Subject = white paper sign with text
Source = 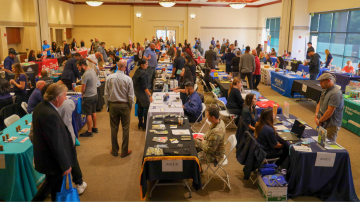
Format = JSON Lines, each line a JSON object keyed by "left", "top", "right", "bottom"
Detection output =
{"left": 315, "top": 152, "right": 336, "bottom": 167}
{"left": 162, "top": 160, "right": 183, "bottom": 172}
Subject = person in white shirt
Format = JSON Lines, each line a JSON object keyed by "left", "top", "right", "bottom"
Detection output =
{"left": 86, "top": 52, "right": 103, "bottom": 75}
{"left": 144, "top": 38, "right": 150, "bottom": 48}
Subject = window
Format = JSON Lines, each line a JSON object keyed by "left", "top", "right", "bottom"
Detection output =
{"left": 310, "top": 10, "right": 360, "bottom": 68}
{"left": 266, "top": 18, "right": 281, "bottom": 53}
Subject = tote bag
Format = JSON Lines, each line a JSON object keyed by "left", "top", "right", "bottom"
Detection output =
{"left": 56, "top": 174, "right": 80, "bottom": 202}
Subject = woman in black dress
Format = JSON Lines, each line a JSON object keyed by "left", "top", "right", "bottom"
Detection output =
{"left": 132, "top": 58, "right": 152, "bottom": 130}
{"left": 51, "top": 41, "right": 57, "bottom": 53}
{"left": 28, "top": 50, "right": 37, "bottom": 62}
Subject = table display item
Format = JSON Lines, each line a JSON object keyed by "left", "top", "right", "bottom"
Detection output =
{"left": 25, "top": 120, "right": 28, "bottom": 125}
{"left": 6, "top": 134, "right": 9, "bottom": 139}
{"left": 0, "top": 145, "right": 3, "bottom": 151}
{"left": 2, "top": 136, "right": 5, "bottom": 141}
{"left": 154, "top": 130, "right": 169, "bottom": 135}
{"left": 181, "top": 136, "right": 191, "bottom": 141}
{"left": 152, "top": 137, "right": 168, "bottom": 143}
{"left": 317, "top": 126, "right": 327, "bottom": 149}
{"left": 152, "top": 121, "right": 163, "bottom": 125}
{"left": 178, "top": 117, "right": 184, "bottom": 126}
{"left": 146, "top": 147, "right": 164, "bottom": 156}
{"left": 152, "top": 125, "right": 166, "bottom": 130}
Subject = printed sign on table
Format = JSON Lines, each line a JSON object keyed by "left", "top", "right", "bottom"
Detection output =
{"left": 162, "top": 160, "right": 183, "bottom": 172}
{"left": 315, "top": 152, "right": 336, "bottom": 167}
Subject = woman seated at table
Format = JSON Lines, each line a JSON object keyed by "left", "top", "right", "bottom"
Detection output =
{"left": 270, "top": 48, "right": 277, "bottom": 57}
{"left": 226, "top": 77, "right": 244, "bottom": 125}
{"left": 221, "top": 48, "right": 236, "bottom": 75}
{"left": 282, "top": 50, "right": 288, "bottom": 57}
{"left": 0, "top": 77, "right": 13, "bottom": 111}
{"left": 36, "top": 49, "right": 42, "bottom": 59}
{"left": 277, "top": 56, "right": 285, "bottom": 69}
{"left": 28, "top": 50, "right": 37, "bottom": 62}
{"left": 133, "top": 58, "right": 153, "bottom": 130}
{"left": 9, "top": 63, "right": 28, "bottom": 104}
{"left": 342, "top": 60, "right": 355, "bottom": 74}
{"left": 171, "top": 67, "right": 194, "bottom": 104}
{"left": 241, "top": 93, "right": 258, "bottom": 132}
{"left": 203, "top": 68, "right": 214, "bottom": 92}
{"left": 184, "top": 54, "right": 197, "bottom": 82}
{"left": 264, "top": 54, "right": 272, "bottom": 66}
{"left": 259, "top": 52, "right": 266, "bottom": 63}
{"left": 324, "top": 49, "right": 333, "bottom": 67}
{"left": 255, "top": 108, "right": 288, "bottom": 166}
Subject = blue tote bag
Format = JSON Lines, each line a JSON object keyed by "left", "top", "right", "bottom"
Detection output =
{"left": 77, "top": 97, "right": 82, "bottom": 114}
{"left": 56, "top": 174, "right": 80, "bottom": 202}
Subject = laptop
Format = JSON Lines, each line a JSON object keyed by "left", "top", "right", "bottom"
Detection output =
{"left": 278, "top": 120, "right": 306, "bottom": 141}
{"left": 274, "top": 118, "right": 282, "bottom": 125}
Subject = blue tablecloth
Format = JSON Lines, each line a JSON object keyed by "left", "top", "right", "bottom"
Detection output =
{"left": 0, "top": 114, "right": 45, "bottom": 201}
{"left": 68, "top": 95, "right": 87, "bottom": 138}
{"left": 297, "top": 65, "right": 329, "bottom": 77}
{"left": 270, "top": 57, "right": 277, "bottom": 64}
{"left": 51, "top": 76, "right": 59, "bottom": 83}
{"left": 210, "top": 72, "right": 228, "bottom": 79}
{"left": 276, "top": 114, "right": 358, "bottom": 201}
{"left": 322, "top": 71, "right": 360, "bottom": 91}
{"left": 156, "top": 64, "right": 173, "bottom": 70}
{"left": 271, "top": 71, "right": 308, "bottom": 98}
{"left": 127, "top": 59, "right": 135, "bottom": 70}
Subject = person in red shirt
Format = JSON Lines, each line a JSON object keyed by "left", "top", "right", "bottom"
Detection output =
{"left": 252, "top": 49, "right": 261, "bottom": 90}
{"left": 342, "top": 60, "right": 354, "bottom": 74}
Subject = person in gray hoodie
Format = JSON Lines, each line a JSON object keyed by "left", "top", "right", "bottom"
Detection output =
{"left": 239, "top": 46, "right": 255, "bottom": 89}
{"left": 305, "top": 50, "right": 321, "bottom": 80}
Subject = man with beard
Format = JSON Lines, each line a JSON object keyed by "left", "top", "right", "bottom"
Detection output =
{"left": 183, "top": 82, "right": 202, "bottom": 123}
{"left": 60, "top": 53, "right": 82, "bottom": 90}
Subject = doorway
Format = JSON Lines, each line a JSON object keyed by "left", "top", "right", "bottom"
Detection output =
{"left": 55, "top": 29, "right": 63, "bottom": 47}
{"left": 156, "top": 30, "right": 176, "bottom": 45}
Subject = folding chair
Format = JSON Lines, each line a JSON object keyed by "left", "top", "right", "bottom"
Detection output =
{"left": 21, "top": 102, "right": 28, "bottom": 114}
{"left": 215, "top": 99, "right": 237, "bottom": 128}
{"left": 190, "top": 103, "right": 206, "bottom": 133}
{"left": 201, "top": 80, "right": 212, "bottom": 102}
{"left": 202, "top": 134, "right": 237, "bottom": 190}
{"left": 4, "top": 114, "right": 20, "bottom": 127}
{"left": 194, "top": 84, "right": 198, "bottom": 92}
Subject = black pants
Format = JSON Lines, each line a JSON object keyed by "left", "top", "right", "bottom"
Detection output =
{"left": 240, "top": 73, "right": 253, "bottom": 89}
{"left": 253, "top": 75, "right": 261, "bottom": 89}
{"left": 265, "top": 147, "right": 288, "bottom": 166}
{"left": 15, "top": 91, "right": 27, "bottom": 104}
{"left": 32, "top": 173, "right": 63, "bottom": 202}
{"left": 61, "top": 79, "right": 73, "bottom": 90}
{"left": 137, "top": 101, "right": 149, "bottom": 127}
{"left": 0, "top": 97, "right": 13, "bottom": 111}
{"left": 227, "top": 108, "right": 242, "bottom": 125}
{"left": 71, "top": 157, "right": 83, "bottom": 185}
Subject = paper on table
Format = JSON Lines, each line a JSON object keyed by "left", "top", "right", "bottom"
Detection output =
{"left": 305, "top": 126, "right": 312, "bottom": 130}
{"left": 286, "top": 75, "right": 295, "bottom": 78}
{"left": 0, "top": 155, "right": 5, "bottom": 169}
{"left": 151, "top": 104, "right": 164, "bottom": 107}
{"left": 259, "top": 99, "right": 269, "bottom": 101}
{"left": 287, "top": 119, "right": 296, "bottom": 123}
{"left": 274, "top": 125, "right": 289, "bottom": 131}
{"left": 255, "top": 106, "right": 260, "bottom": 108}
{"left": 172, "top": 129, "right": 191, "bottom": 135}
{"left": 315, "top": 152, "right": 336, "bottom": 167}
{"left": 311, "top": 136, "right": 330, "bottom": 142}
{"left": 293, "top": 146, "right": 312, "bottom": 152}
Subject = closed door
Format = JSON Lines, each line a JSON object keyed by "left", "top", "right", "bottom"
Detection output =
{"left": 55, "top": 29, "right": 63, "bottom": 47}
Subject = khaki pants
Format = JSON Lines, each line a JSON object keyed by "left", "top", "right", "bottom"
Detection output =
{"left": 98, "top": 61, "right": 105, "bottom": 68}
{"left": 109, "top": 102, "right": 130, "bottom": 155}
{"left": 326, "top": 126, "right": 340, "bottom": 142}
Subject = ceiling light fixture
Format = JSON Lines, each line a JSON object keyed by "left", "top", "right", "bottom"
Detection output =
{"left": 86, "top": 1, "right": 103, "bottom": 6}
{"left": 159, "top": 0, "right": 176, "bottom": 7}
{"left": 229, "top": 3, "right": 246, "bottom": 9}
{"left": 190, "top": 14, "right": 195, "bottom": 19}
{"left": 136, "top": 13, "right": 142, "bottom": 18}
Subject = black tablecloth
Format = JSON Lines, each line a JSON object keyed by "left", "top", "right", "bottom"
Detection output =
{"left": 96, "top": 82, "right": 105, "bottom": 111}
{"left": 214, "top": 78, "right": 231, "bottom": 99}
{"left": 140, "top": 116, "right": 202, "bottom": 200}
{"left": 276, "top": 114, "right": 358, "bottom": 201}
{"left": 22, "top": 63, "right": 39, "bottom": 76}
{"left": 56, "top": 56, "right": 66, "bottom": 67}
{"left": 291, "top": 61, "right": 301, "bottom": 72}
{"left": 290, "top": 80, "right": 323, "bottom": 103}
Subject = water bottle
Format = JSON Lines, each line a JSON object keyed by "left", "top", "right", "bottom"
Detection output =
{"left": 302, "top": 69, "right": 305, "bottom": 78}
{"left": 165, "top": 84, "right": 168, "bottom": 92}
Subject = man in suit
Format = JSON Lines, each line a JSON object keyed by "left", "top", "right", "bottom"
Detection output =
{"left": 71, "top": 38, "right": 77, "bottom": 51}
{"left": 63, "top": 40, "right": 70, "bottom": 61}
{"left": 204, "top": 45, "right": 217, "bottom": 69}
{"left": 31, "top": 83, "right": 78, "bottom": 201}
{"left": 60, "top": 53, "right": 82, "bottom": 90}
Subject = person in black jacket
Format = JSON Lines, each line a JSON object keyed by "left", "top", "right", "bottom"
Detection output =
{"left": 51, "top": 41, "right": 57, "bottom": 53}
{"left": 80, "top": 39, "right": 85, "bottom": 48}
{"left": 63, "top": 40, "right": 70, "bottom": 60}
{"left": 71, "top": 38, "right": 77, "bottom": 51}
{"left": 241, "top": 93, "right": 258, "bottom": 132}
{"left": 264, "top": 54, "right": 272, "bottom": 66}
{"left": 172, "top": 49, "right": 185, "bottom": 81}
{"left": 184, "top": 54, "right": 197, "bottom": 83}
{"left": 31, "top": 83, "right": 77, "bottom": 201}
{"left": 226, "top": 77, "right": 244, "bottom": 125}
{"left": 28, "top": 50, "right": 37, "bottom": 62}
{"left": 231, "top": 50, "right": 241, "bottom": 78}
{"left": 203, "top": 67, "right": 214, "bottom": 92}
{"left": 306, "top": 42, "right": 315, "bottom": 59}
{"left": 255, "top": 108, "right": 287, "bottom": 166}
{"left": 60, "top": 53, "right": 81, "bottom": 90}
{"left": 304, "top": 50, "right": 321, "bottom": 80}
{"left": 277, "top": 56, "right": 285, "bottom": 69}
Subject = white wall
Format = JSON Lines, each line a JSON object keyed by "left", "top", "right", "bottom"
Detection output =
{"left": 257, "top": 3, "right": 282, "bottom": 46}
{"left": 308, "top": 0, "right": 360, "bottom": 13}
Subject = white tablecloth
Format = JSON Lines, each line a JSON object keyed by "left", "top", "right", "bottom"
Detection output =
{"left": 260, "top": 65, "right": 275, "bottom": 85}
{"left": 146, "top": 92, "right": 184, "bottom": 138}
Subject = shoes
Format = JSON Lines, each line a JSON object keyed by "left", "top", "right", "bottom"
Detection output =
{"left": 110, "top": 149, "right": 119, "bottom": 157}
{"left": 138, "top": 123, "right": 142, "bottom": 129}
{"left": 142, "top": 124, "right": 146, "bottom": 131}
{"left": 80, "top": 131, "right": 93, "bottom": 137}
{"left": 92, "top": 128, "right": 98, "bottom": 133}
{"left": 76, "top": 182, "right": 87, "bottom": 195}
{"left": 121, "top": 150, "right": 132, "bottom": 158}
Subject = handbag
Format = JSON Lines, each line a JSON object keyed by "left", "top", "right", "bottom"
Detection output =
{"left": 77, "top": 97, "right": 82, "bottom": 114}
{"left": 56, "top": 174, "right": 80, "bottom": 202}
{"left": 135, "top": 103, "right": 138, "bottom": 117}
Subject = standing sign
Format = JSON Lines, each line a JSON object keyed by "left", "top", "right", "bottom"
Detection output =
{"left": 315, "top": 152, "right": 336, "bottom": 167}
{"left": 162, "top": 160, "right": 183, "bottom": 172}
{"left": 342, "top": 99, "right": 360, "bottom": 136}
{"left": 284, "top": 101, "right": 289, "bottom": 118}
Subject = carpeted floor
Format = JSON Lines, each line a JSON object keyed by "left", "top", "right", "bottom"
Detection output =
{"left": 67, "top": 64, "right": 359, "bottom": 201}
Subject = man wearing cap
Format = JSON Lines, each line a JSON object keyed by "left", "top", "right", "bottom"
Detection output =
{"left": 306, "top": 42, "right": 315, "bottom": 59}
{"left": 43, "top": 40, "right": 51, "bottom": 58}
{"left": 183, "top": 82, "right": 202, "bottom": 123}
{"left": 305, "top": 50, "right": 321, "bottom": 80}
{"left": 315, "top": 73, "right": 344, "bottom": 142}
{"left": 1, "top": 48, "right": 18, "bottom": 74}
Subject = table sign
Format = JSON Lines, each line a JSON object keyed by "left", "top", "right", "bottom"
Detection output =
{"left": 302, "top": 84, "right": 307, "bottom": 92}
{"left": 162, "top": 160, "right": 183, "bottom": 172}
{"left": 284, "top": 101, "right": 289, "bottom": 118}
{"left": 315, "top": 152, "right": 336, "bottom": 167}
{"left": 0, "top": 154, "right": 5, "bottom": 169}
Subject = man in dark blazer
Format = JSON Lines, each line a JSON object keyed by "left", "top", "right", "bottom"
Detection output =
{"left": 31, "top": 83, "right": 76, "bottom": 202}
{"left": 204, "top": 45, "right": 217, "bottom": 69}
{"left": 63, "top": 40, "right": 70, "bottom": 60}
{"left": 71, "top": 38, "right": 77, "bottom": 51}
{"left": 60, "top": 53, "right": 82, "bottom": 90}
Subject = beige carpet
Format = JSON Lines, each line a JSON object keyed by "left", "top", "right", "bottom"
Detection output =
{"left": 67, "top": 64, "right": 359, "bottom": 201}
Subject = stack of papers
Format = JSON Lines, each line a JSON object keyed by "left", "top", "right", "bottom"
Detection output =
{"left": 274, "top": 125, "right": 289, "bottom": 131}
{"left": 293, "top": 146, "right": 312, "bottom": 152}
{"left": 172, "top": 129, "right": 190, "bottom": 135}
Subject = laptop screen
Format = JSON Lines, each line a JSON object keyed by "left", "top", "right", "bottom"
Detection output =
{"left": 291, "top": 120, "right": 306, "bottom": 137}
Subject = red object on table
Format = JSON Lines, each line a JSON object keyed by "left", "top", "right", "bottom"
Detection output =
{"left": 195, "top": 59, "right": 205, "bottom": 64}
{"left": 78, "top": 50, "right": 88, "bottom": 58}
{"left": 34, "top": 59, "right": 59, "bottom": 76}
{"left": 267, "top": 101, "right": 280, "bottom": 108}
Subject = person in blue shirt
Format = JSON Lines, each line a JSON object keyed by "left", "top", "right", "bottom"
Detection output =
{"left": 27, "top": 81, "right": 46, "bottom": 113}
{"left": 9, "top": 63, "right": 28, "bottom": 104}
{"left": 324, "top": 49, "right": 333, "bottom": 67}
{"left": 211, "top": 37, "right": 215, "bottom": 46}
{"left": 183, "top": 82, "right": 202, "bottom": 123}
{"left": 1, "top": 48, "right": 17, "bottom": 75}
{"left": 143, "top": 43, "right": 158, "bottom": 89}
{"left": 42, "top": 40, "right": 51, "bottom": 57}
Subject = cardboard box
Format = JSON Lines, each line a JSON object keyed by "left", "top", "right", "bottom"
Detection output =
{"left": 257, "top": 175, "right": 287, "bottom": 201}
{"left": 345, "top": 86, "right": 360, "bottom": 95}
{"left": 349, "top": 90, "right": 360, "bottom": 98}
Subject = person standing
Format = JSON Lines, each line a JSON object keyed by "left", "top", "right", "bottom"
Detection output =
{"left": 239, "top": 46, "right": 255, "bottom": 89}
{"left": 231, "top": 51, "right": 241, "bottom": 78}
{"left": 144, "top": 38, "right": 150, "bottom": 48}
{"left": 9, "top": 63, "right": 28, "bottom": 104}
{"left": 86, "top": 52, "right": 103, "bottom": 75}
{"left": 42, "top": 40, "right": 51, "bottom": 58}
{"left": 27, "top": 80, "right": 46, "bottom": 114}
{"left": 211, "top": 37, "right": 215, "bottom": 46}
{"left": 93, "top": 38, "right": 100, "bottom": 53}
{"left": 220, "top": 42, "right": 228, "bottom": 54}
{"left": 172, "top": 49, "right": 185, "bottom": 81}
{"left": 252, "top": 49, "right": 261, "bottom": 90}
{"left": 304, "top": 50, "right": 321, "bottom": 80}
{"left": 60, "top": 53, "right": 81, "bottom": 90}
{"left": 184, "top": 55, "right": 197, "bottom": 83}
{"left": 315, "top": 73, "right": 344, "bottom": 142}
{"left": 63, "top": 40, "right": 71, "bottom": 60}
{"left": 204, "top": 45, "right": 217, "bottom": 70}
{"left": 324, "top": 49, "right": 333, "bottom": 67}
{"left": 214, "top": 44, "right": 223, "bottom": 68}
{"left": 31, "top": 83, "right": 77, "bottom": 202}
{"left": 80, "top": 39, "right": 85, "bottom": 48}
{"left": 306, "top": 42, "right": 315, "bottom": 59}
{"left": 97, "top": 42, "right": 108, "bottom": 67}
{"left": 71, "top": 38, "right": 77, "bottom": 51}
{"left": 143, "top": 43, "right": 158, "bottom": 89}
{"left": 1, "top": 48, "right": 17, "bottom": 75}
{"left": 221, "top": 48, "right": 236, "bottom": 75}
{"left": 256, "top": 44, "right": 262, "bottom": 57}
{"left": 104, "top": 59, "right": 134, "bottom": 157}
{"left": 90, "top": 39, "right": 95, "bottom": 54}
{"left": 166, "top": 44, "right": 175, "bottom": 60}
{"left": 133, "top": 58, "right": 152, "bottom": 130}
{"left": 78, "top": 59, "right": 98, "bottom": 137}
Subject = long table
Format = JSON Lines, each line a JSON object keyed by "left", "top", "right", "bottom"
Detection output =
{"left": 0, "top": 114, "right": 45, "bottom": 201}
{"left": 322, "top": 71, "right": 360, "bottom": 91}
{"left": 22, "top": 63, "right": 39, "bottom": 76}
{"left": 34, "top": 59, "right": 59, "bottom": 76}
{"left": 342, "top": 98, "right": 360, "bottom": 136}
{"left": 290, "top": 80, "right": 323, "bottom": 103}
{"left": 67, "top": 94, "right": 87, "bottom": 138}
{"left": 271, "top": 71, "right": 308, "bottom": 98}
{"left": 276, "top": 114, "right": 358, "bottom": 201}
{"left": 260, "top": 66, "right": 275, "bottom": 85}
{"left": 140, "top": 116, "right": 201, "bottom": 200}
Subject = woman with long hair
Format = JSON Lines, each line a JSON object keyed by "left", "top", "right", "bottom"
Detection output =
{"left": 184, "top": 54, "right": 197, "bottom": 82}
{"left": 51, "top": 41, "right": 57, "bottom": 53}
{"left": 178, "top": 43, "right": 183, "bottom": 52}
{"left": 171, "top": 67, "right": 194, "bottom": 104}
{"left": 183, "top": 44, "right": 198, "bottom": 66}
{"left": 28, "top": 50, "right": 37, "bottom": 62}
{"left": 0, "top": 77, "right": 12, "bottom": 111}
{"left": 270, "top": 48, "right": 277, "bottom": 57}
{"left": 259, "top": 52, "right": 266, "bottom": 63}
{"left": 221, "top": 48, "right": 236, "bottom": 74}
{"left": 255, "top": 108, "right": 287, "bottom": 166}
{"left": 132, "top": 58, "right": 152, "bottom": 130}
{"left": 10, "top": 63, "right": 28, "bottom": 104}
{"left": 226, "top": 77, "right": 244, "bottom": 124}
{"left": 277, "top": 56, "right": 285, "bottom": 69}
{"left": 324, "top": 49, "right": 333, "bottom": 67}
{"left": 241, "top": 93, "right": 258, "bottom": 131}
{"left": 203, "top": 67, "right": 214, "bottom": 92}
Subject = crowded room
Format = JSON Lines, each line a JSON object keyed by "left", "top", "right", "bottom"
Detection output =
{"left": 1, "top": 0, "right": 360, "bottom": 201}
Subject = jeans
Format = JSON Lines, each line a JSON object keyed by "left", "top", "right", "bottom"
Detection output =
{"left": 137, "top": 104, "right": 149, "bottom": 127}
{"left": 109, "top": 102, "right": 130, "bottom": 155}
{"left": 240, "top": 72, "right": 253, "bottom": 89}
{"left": 253, "top": 75, "right": 261, "bottom": 89}
{"left": 146, "top": 66, "right": 156, "bottom": 89}
{"left": 310, "top": 72, "right": 319, "bottom": 80}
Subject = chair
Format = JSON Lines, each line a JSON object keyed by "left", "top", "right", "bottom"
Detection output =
{"left": 0, "top": 103, "right": 26, "bottom": 130}
{"left": 4, "top": 114, "right": 20, "bottom": 127}
{"left": 194, "top": 84, "right": 198, "bottom": 91}
{"left": 190, "top": 103, "right": 206, "bottom": 132}
{"left": 202, "top": 134, "right": 237, "bottom": 190}
{"left": 215, "top": 99, "right": 237, "bottom": 128}
{"left": 201, "top": 80, "right": 212, "bottom": 102}
{"left": 209, "top": 82, "right": 216, "bottom": 91}
{"left": 21, "top": 102, "right": 29, "bottom": 114}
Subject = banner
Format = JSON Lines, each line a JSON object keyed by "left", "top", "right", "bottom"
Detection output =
{"left": 342, "top": 99, "right": 360, "bottom": 136}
